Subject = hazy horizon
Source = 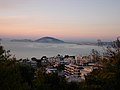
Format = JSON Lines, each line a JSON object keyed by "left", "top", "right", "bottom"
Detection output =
{"left": 0, "top": 0, "right": 120, "bottom": 41}
{"left": 0, "top": 36, "right": 116, "bottom": 43}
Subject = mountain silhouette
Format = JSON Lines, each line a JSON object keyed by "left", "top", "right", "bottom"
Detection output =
{"left": 35, "top": 37, "right": 64, "bottom": 43}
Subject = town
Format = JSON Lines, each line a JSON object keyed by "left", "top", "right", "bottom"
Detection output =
{"left": 18, "top": 53, "right": 103, "bottom": 82}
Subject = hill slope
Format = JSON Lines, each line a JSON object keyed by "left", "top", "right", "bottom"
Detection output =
{"left": 35, "top": 37, "right": 64, "bottom": 43}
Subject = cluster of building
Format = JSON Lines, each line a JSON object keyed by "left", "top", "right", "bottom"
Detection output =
{"left": 19, "top": 54, "right": 102, "bottom": 82}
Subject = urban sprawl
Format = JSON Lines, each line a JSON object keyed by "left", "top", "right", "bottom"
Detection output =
{"left": 17, "top": 53, "right": 104, "bottom": 82}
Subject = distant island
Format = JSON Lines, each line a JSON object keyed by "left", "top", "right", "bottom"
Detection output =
{"left": 35, "top": 37, "right": 64, "bottom": 43}
{"left": 11, "top": 39, "right": 33, "bottom": 42}
{"left": 11, "top": 37, "right": 65, "bottom": 43}
{"left": 10, "top": 37, "right": 112, "bottom": 46}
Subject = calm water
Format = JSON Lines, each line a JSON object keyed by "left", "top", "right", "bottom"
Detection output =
{"left": 1, "top": 41, "right": 102, "bottom": 59}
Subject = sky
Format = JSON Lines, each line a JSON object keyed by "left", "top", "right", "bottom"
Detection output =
{"left": 0, "top": 0, "right": 120, "bottom": 41}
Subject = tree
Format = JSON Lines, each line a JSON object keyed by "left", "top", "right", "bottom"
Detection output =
{"left": 91, "top": 49, "right": 101, "bottom": 63}
{"left": 0, "top": 45, "right": 33, "bottom": 90}
{"left": 82, "top": 37, "right": 120, "bottom": 90}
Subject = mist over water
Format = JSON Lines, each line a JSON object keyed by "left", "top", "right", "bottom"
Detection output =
{"left": 1, "top": 41, "right": 102, "bottom": 59}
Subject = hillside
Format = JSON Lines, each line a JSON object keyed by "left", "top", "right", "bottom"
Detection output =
{"left": 35, "top": 37, "right": 64, "bottom": 43}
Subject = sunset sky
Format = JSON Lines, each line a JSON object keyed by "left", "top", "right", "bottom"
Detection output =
{"left": 0, "top": 0, "right": 120, "bottom": 41}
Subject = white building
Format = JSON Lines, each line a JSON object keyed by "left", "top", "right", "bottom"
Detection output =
{"left": 64, "top": 64, "right": 81, "bottom": 77}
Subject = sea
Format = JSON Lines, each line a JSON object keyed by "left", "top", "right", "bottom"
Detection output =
{"left": 1, "top": 41, "right": 102, "bottom": 59}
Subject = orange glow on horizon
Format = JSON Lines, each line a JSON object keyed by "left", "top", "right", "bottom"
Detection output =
{"left": 0, "top": 16, "right": 120, "bottom": 40}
